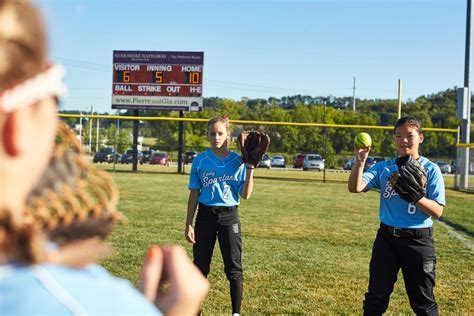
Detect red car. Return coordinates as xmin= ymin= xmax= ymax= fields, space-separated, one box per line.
xmin=149 ymin=152 xmax=171 ymax=166
xmin=294 ymin=154 xmax=305 ymax=168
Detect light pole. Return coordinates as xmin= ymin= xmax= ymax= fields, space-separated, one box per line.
xmin=323 ymin=97 xmax=329 ymax=183
xmin=88 ymin=106 xmax=93 ymax=154
xmin=79 ymin=112 xmax=83 ymax=150
xmin=352 ymin=77 xmax=356 ymax=111
xmin=113 ymin=111 xmax=120 ymax=171
xmin=96 ymin=118 xmax=100 ymax=152
xmin=460 ymin=0 xmax=472 ymax=189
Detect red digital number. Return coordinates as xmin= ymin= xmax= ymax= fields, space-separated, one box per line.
xmin=154 ymin=71 xmax=163 ymax=83
xmin=188 ymin=72 xmax=200 ymax=84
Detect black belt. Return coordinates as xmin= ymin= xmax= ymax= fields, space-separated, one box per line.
xmin=199 ymin=203 xmax=236 ymax=214
xmin=380 ymin=223 xmax=432 ymax=238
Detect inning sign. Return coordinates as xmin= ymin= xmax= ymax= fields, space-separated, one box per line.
xmin=112 ymin=50 xmax=204 ymax=111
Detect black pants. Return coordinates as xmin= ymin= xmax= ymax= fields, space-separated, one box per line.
xmin=364 ymin=224 xmax=438 ymax=316
xmin=193 ymin=204 xmax=243 ymax=281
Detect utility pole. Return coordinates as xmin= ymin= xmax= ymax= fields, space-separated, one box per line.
xmin=352 ymin=77 xmax=356 ymax=111
xmin=132 ymin=109 xmax=139 ymax=172
xmin=79 ymin=113 xmax=83 ymax=150
xmin=96 ymin=118 xmax=100 ymax=152
xmin=88 ymin=106 xmax=93 ymax=153
xmin=178 ymin=111 xmax=184 ymax=174
xmin=323 ymin=97 xmax=328 ymax=183
xmin=113 ymin=116 xmax=118 ymax=171
xmin=460 ymin=0 xmax=472 ymax=189
xmin=397 ymin=79 xmax=403 ymax=119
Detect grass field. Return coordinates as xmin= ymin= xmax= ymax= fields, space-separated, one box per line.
xmin=98 ymin=164 xmax=474 ymax=314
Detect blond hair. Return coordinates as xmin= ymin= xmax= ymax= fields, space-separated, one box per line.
xmin=0 ymin=0 xmax=47 ymax=264
xmin=207 ymin=115 xmax=230 ymax=132
xmin=0 ymin=0 xmax=47 ymax=90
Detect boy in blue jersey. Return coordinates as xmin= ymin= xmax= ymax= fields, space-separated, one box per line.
xmin=348 ymin=116 xmax=445 ymax=315
xmin=185 ymin=115 xmax=255 ymax=316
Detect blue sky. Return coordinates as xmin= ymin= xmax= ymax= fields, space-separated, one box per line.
xmin=36 ymin=0 xmax=467 ymax=113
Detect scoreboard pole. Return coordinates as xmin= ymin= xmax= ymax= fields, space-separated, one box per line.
xmin=177 ymin=111 xmax=184 ymax=174
xmin=132 ymin=109 xmax=139 ymax=172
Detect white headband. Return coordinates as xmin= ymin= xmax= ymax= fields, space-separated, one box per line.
xmin=0 ymin=64 xmax=67 ymax=113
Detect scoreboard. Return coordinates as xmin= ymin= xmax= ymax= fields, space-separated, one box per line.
xmin=111 ymin=50 xmax=204 ymax=111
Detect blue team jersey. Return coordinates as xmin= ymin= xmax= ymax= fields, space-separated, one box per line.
xmin=362 ymin=156 xmax=445 ymax=228
xmin=0 ymin=263 xmax=162 ymax=316
xmin=188 ymin=149 xmax=247 ymax=206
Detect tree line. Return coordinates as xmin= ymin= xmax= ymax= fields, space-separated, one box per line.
xmin=60 ymin=88 xmax=468 ymax=167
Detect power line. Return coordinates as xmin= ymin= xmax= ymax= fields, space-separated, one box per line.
xmin=52 ymin=55 xmax=355 ymax=97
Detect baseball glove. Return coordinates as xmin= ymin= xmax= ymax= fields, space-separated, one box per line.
xmin=25 ymin=122 xmax=125 ymax=239
xmin=388 ymin=156 xmax=427 ymax=204
xmin=238 ymin=131 xmax=270 ymax=168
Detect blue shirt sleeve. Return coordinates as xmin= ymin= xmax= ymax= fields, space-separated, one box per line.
xmin=0 ymin=264 xmax=162 ymax=316
xmin=238 ymin=163 xmax=247 ymax=196
xmin=426 ymin=162 xmax=446 ymax=206
xmin=362 ymin=162 xmax=382 ymax=190
xmin=188 ymin=159 xmax=201 ymax=190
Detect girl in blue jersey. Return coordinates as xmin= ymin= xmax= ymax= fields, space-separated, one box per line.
xmin=185 ymin=115 xmax=254 ymax=316
xmin=348 ymin=116 xmax=445 ymax=315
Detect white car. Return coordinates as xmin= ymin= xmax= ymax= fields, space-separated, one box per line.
xmin=271 ymin=156 xmax=285 ymax=168
xmin=343 ymin=158 xmax=355 ymax=170
xmin=257 ymin=154 xmax=271 ymax=169
xmin=303 ymin=154 xmax=325 ymax=171
xmin=436 ymin=161 xmax=451 ymax=174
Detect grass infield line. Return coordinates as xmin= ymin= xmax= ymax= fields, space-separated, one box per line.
xmin=438 ymin=220 xmax=474 ymax=251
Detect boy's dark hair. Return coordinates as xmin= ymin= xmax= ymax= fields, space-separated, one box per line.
xmin=393 ymin=116 xmax=422 ymax=134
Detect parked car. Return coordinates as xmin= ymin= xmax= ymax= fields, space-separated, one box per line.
xmin=293 ymin=154 xmax=305 ymax=168
xmin=271 ymin=156 xmax=286 ymax=168
xmin=303 ymin=154 xmax=325 ymax=171
xmin=184 ymin=151 xmax=198 ymax=164
xmin=110 ymin=153 xmax=122 ymax=163
xmin=451 ymin=161 xmax=457 ymax=174
xmin=142 ymin=150 xmax=155 ymax=163
xmin=436 ymin=161 xmax=451 ymax=174
xmin=257 ymin=154 xmax=271 ymax=169
xmin=121 ymin=149 xmax=144 ymax=164
xmin=364 ymin=156 xmax=386 ymax=171
xmin=343 ymin=158 xmax=355 ymax=170
xmin=93 ymin=148 xmax=116 ymax=163
xmin=150 ymin=152 xmax=171 ymax=166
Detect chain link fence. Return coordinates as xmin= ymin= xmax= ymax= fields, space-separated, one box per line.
xmin=59 ymin=114 xmax=465 ymax=184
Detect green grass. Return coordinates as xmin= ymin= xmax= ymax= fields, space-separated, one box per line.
xmin=98 ymin=164 xmax=474 ymax=314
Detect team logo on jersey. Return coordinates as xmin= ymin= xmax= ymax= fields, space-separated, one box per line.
xmin=202 ymin=170 xmax=238 ymax=188
xmin=383 ymin=180 xmax=398 ymax=199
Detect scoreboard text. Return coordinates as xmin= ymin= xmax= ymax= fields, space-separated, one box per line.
xmin=111 ymin=51 xmax=204 ymax=111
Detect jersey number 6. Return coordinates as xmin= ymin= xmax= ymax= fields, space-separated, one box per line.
xmin=407 ymin=203 xmax=416 ymax=215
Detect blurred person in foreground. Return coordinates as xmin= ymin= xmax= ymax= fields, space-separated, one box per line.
xmin=0 ymin=0 xmax=208 ymax=315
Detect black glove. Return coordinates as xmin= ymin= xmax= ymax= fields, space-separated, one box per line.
xmin=389 ymin=156 xmax=427 ymax=204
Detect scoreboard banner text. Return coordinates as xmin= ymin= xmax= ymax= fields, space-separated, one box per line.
xmin=112 ymin=50 xmax=203 ymax=111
